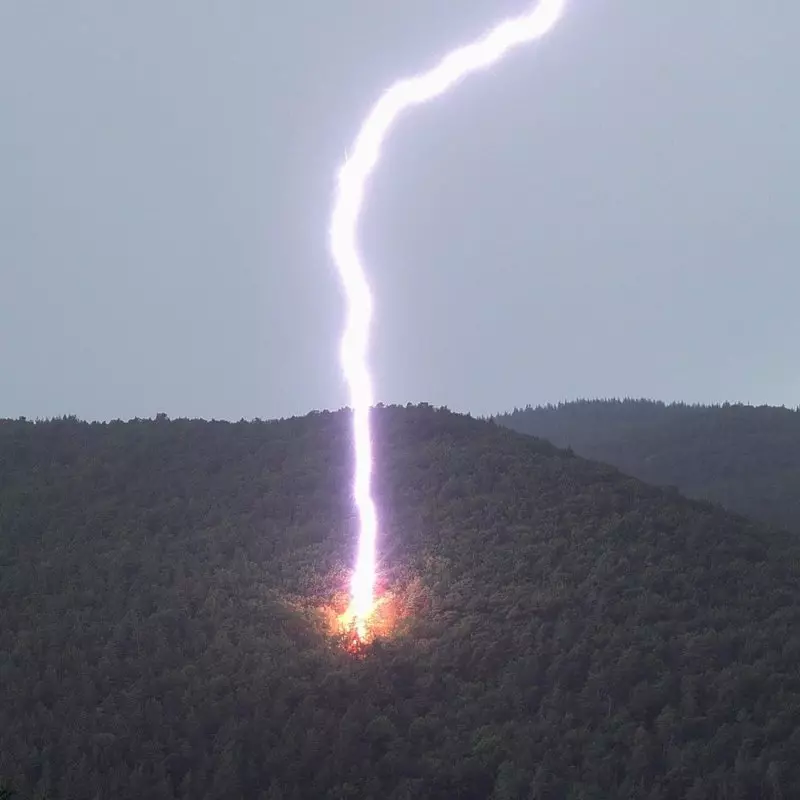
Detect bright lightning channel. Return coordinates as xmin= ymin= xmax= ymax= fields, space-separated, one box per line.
xmin=330 ymin=0 xmax=567 ymax=640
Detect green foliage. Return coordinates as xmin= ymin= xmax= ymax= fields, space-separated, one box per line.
xmin=2 ymin=406 xmax=800 ymax=797
xmin=496 ymin=398 xmax=800 ymax=531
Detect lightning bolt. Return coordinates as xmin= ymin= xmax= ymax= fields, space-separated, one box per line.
xmin=330 ymin=0 xmax=567 ymax=639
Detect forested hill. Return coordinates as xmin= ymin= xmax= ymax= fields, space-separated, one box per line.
xmin=495 ymin=399 xmax=800 ymax=532
xmin=4 ymin=406 xmax=800 ymax=798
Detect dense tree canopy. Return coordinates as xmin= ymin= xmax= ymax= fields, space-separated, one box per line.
xmin=3 ymin=405 xmax=800 ymax=798
xmin=496 ymin=398 xmax=800 ymax=532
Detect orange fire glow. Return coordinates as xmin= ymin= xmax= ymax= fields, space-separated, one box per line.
xmin=324 ymin=586 xmax=404 ymax=653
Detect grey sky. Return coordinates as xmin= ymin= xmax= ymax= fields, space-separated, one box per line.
xmin=1 ymin=1 xmax=798 ymax=421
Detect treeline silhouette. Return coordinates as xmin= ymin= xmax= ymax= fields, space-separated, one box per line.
xmin=3 ymin=405 xmax=800 ymax=798
xmin=496 ymin=398 xmax=800 ymax=532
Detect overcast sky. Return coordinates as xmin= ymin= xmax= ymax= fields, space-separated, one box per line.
xmin=1 ymin=1 xmax=797 ymax=421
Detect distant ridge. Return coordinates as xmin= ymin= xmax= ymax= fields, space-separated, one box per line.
xmin=495 ymin=398 xmax=800 ymax=532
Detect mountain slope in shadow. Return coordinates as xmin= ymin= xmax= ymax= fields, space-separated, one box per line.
xmin=2 ymin=405 xmax=800 ymax=798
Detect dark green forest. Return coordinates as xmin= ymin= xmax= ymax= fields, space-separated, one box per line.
xmin=496 ymin=399 xmax=800 ymax=532
xmin=3 ymin=405 xmax=800 ymax=798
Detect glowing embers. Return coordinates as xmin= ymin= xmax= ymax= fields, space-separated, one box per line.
xmin=323 ymin=585 xmax=406 ymax=654
xmin=337 ymin=594 xmax=386 ymax=642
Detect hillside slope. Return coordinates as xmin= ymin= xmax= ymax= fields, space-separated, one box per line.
xmin=496 ymin=399 xmax=800 ymax=532
xmin=3 ymin=406 xmax=800 ymax=798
